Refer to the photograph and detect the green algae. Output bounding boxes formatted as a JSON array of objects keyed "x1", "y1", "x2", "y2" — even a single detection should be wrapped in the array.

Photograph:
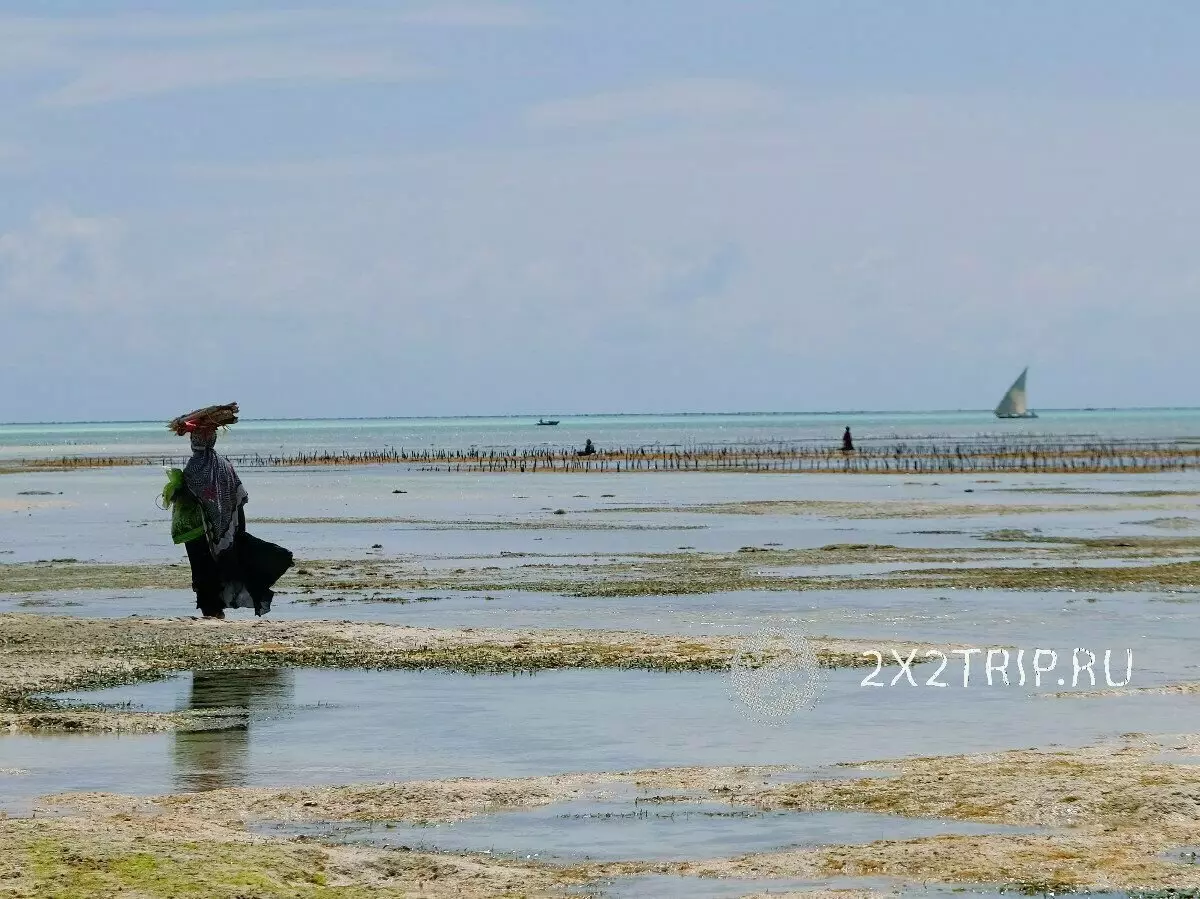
[
  {"x1": 981, "y1": 530, "x2": 1200, "y2": 550},
  {"x1": 999, "y1": 488, "x2": 1200, "y2": 498},
  {"x1": 8, "y1": 829, "x2": 348, "y2": 899},
  {"x1": 15, "y1": 514, "x2": 1200, "y2": 603},
  {"x1": 0, "y1": 561, "x2": 190, "y2": 593},
  {"x1": 1, "y1": 819, "x2": 564, "y2": 898},
  {"x1": 13, "y1": 738, "x2": 1200, "y2": 896},
  {"x1": 1, "y1": 707, "x2": 249, "y2": 734},
  {"x1": 0, "y1": 614, "x2": 706, "y2": 711},
  {"x1": 293, "y1": 544, "x2": 1200, "y2": 598}
]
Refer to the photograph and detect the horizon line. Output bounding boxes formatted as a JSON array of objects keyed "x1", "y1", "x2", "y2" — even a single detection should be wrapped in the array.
[{"x1": 3, "y1": 406, "x2": 1199, "y2": 427}]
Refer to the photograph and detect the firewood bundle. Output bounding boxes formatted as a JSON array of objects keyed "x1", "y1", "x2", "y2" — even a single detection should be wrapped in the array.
[{"x1": 168, "y1": 402, "x2": 240, "y2": 436}]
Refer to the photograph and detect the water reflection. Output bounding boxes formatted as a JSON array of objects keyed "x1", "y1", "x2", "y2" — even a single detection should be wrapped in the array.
[{"x1": 172, "y1": 669, "x2": 293, "y2": 792}]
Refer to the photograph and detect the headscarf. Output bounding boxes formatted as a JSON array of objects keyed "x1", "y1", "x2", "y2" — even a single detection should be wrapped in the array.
[{"x1": 183, "y1": 430, "x2": 248, "y2": 557}]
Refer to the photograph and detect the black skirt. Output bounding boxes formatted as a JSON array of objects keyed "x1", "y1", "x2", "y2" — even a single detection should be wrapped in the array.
[
  {"x1": 235, "y1": 532, "x2": 294, "y2": 615},
  {"x1": 185, "y1": 532, "x2": 293, "y2": 617}
]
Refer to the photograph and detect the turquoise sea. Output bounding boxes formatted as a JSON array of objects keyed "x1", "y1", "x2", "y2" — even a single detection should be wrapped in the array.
[{"x1": 3, "y1": 408, "x2": 1200, "y2": 461}]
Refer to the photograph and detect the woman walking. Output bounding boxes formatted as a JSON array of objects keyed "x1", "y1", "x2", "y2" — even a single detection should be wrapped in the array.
[{"x1": 164, "y1": 403, "x2": 293, "y2": 619}]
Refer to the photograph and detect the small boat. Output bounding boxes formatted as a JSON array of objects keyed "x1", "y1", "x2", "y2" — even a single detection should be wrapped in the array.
[
  {"x1": 995, "y1": 368, "x2": 1038, "y2": 419},
  {"x1": 537, "y1": 419, "x2": 560, "y2": 426}
]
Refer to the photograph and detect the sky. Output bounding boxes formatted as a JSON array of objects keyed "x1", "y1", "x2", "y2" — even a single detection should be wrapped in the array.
[{"x1": 3, "y1": 1, "x2": 1200, "y2": 422}]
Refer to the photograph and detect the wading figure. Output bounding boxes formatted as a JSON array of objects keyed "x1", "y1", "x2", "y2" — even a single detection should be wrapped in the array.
[
  {"x1": 577, "y1": 438, "x2": 597, "y2": 457},
  {"x1": 164, "y1": 404, "x2": 293, "y2": 619},
  {"x1": 842, "y1": 427, "x2": 854, "y2": 452}
]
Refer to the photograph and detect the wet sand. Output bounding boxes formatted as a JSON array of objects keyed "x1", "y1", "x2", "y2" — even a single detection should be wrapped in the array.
[
  {"x1": 18, "y1": 735, "x2": 1200, "y2": 896},
  {"x1": 593, "y1": 499, "x2": 1186, "y2": 518},
  {"x1": 6, "y1": 466, "x2": 1200, "y2": 896},
  {"x1": 0, "y1": 613, "x2": 960, "y2": 727},
  {"x1": 8, "y1": 532, "x2": 1200, "y2": 598}
]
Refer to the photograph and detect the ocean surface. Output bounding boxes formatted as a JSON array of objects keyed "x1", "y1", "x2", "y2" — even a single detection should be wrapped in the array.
[{"x1": 3, "y1": 408, "x2": 1200, "y2": 461}]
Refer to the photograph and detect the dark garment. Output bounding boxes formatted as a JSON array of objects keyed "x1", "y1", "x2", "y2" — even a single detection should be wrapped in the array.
[
  {"x1": 842, "y1": 429, "x2": 854, "y2": 452},
  {"x1": 235, "y1": 533, "x2": 294, "y2": 615},
  {"x1": 183, "y1": 502, "x2": 293, "y2": 617},
  {"x1": 184, "y1": 432, "x2": 248, "y2": 558},
  {"x1": 186, "y1": 534, "x2": 225, "y2": 617}
]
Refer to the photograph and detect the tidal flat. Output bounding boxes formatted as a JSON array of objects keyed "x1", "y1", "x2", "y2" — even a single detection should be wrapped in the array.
[
  {"x1": 5, "y1": 465, "x2": 1200, "y2": 896},
  {"x1": 9, "y1": 736, "x2": 1200, "y2": 897},
  {"x1": 7, "y1": 531, "x2": 1200, "y2": 598},
  {"x1": 0, "y1": 612, "x2": 963, "y2": 727}
]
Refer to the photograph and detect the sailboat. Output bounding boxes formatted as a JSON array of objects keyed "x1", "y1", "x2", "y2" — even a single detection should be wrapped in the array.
[{"x1": 994, "y1": 367, "x2": 1037, "y2": 419}]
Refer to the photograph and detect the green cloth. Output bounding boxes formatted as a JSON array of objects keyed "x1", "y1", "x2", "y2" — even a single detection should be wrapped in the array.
[{"x1": 163, "y1": 468, "x2": 205, "y2": 544}]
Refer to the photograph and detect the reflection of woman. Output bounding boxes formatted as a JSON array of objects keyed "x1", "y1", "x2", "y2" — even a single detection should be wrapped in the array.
[
  {"x1": 173, "y1": 669, "x2": 292, "y2": 792},
  {"x1": 167, "y1": 404, "x2": 293, "y2": 619}
]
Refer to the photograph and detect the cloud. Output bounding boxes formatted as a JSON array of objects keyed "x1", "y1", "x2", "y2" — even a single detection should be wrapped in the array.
[
  {"x1": 8, "y1": 89, "x2": 1200, "y2": 419},
  {"x1": 0, "y1": 5, "x2": 533, "y2": 105},
  {"x1": 0, "y1": 209, "x2": 129, "y2": 312},
  {"x1": 0, "y1": 6, "x2": 538, "y2": 42},
  {"x1": 177, "y1": 154, "x2": 409, "y2": 182},
  {"x1": 391, "y1": 3, "x2": 544, "y2": 28},
  {"x1": 44, "y1": 46, "x2": 432, "y2": 106},
  {"x1": 527, "y1": 78, "x2": 788, "y2": 129},
  {"x1": 163, "y1": 96, "x2": 1200, "y2": 408}
]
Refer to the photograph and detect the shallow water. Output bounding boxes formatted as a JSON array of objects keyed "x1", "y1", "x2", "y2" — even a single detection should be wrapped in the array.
[
  {"x1": 1162, "y1": 847, "x2": 1200, "y2": 866},
  {"x1": 6, "y1": 459, "x2": 1200, "y2": 896},
  {"x1": 572, "y1": 875, "x2": 850, "y2": 899},
  {"x1": 6, "y1": 466, "x2": 1200, "y2": 564},
  {"x1": 256, "y1": 797, "x2": 1038, "y2": 862},
  {"x1": 7, "y1": 409, "x2": 1200, "y2": 461},
  {"x1": 575, "y1": 875, "x2": 928, "y2": 899},
  {"x1": 7, "y1": 581, "x2": 1195, "y2": 689},
  {"x1": 3, "y1": 665, "x2": 1195, "y2": 812}
]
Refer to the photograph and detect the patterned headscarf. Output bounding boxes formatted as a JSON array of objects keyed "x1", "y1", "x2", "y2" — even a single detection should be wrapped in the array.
[{"x1": 183, "y1": 430, "x2": 248, "y2": 557}]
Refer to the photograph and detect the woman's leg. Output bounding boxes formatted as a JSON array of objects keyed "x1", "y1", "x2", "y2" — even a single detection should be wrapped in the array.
[{"x1": 185, "y1": 538, "x2": 224, "y2": 618}]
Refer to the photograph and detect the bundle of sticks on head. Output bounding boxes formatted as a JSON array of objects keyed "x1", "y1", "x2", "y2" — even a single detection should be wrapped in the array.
[{"x1": 168, "y1": 402, "x2": 240, "y2": 436}]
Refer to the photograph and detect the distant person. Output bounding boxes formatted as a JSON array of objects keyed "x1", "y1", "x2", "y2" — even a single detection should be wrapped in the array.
[
  {"x1": 842, "y1": 427, "x2": 854, "y2": 452},
  {"x1": 578, "y1": 438, "x2": 597, "y2": 457}
]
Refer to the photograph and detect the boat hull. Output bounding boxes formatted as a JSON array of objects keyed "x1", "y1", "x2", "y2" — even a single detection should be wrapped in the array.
[{"x1": 995, "y1": 412, "x2": 1038, "y2": 419}]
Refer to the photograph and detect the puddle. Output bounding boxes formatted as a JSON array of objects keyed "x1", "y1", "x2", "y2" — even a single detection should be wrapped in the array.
[
  {"x1": 1150, "y1": 753, "x2": 1200, "y2": 766},
  {"x1": 579, "y1": 877, "x2": 1144, "y2": 899},
  {"x1": 901, "y1": 889, "x2": 1133, "y2": 899},
  {"x1": 1163, "y1": 847, "x2": 1200, "y2": 865},
  {"x1": 571, "y1": 874, "x2": 897, "y2": 898},
  {"x1": 256, "y1": 797, "x2": 1038, "y2": 863},
  {"x1": 762, "y1": 557, "x2": 1200, "y2": 579},
  {"x1": 764, "y1": 766, "x2": 899, "y2": 784},
  {"x1": 168, "y1": 669, "x2": 297, "y2": 792},
  {"x1": 10, "y1": 585, "x2": 1200, "y2": 690},
  {"x1": 5, "y1": 665, "x2": 1198, "y2": 813}
]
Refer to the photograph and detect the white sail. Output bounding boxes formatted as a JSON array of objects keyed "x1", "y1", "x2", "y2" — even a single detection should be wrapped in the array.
[{"x1": 995, "y1": 368, "x2": 1029, "y2": 417}]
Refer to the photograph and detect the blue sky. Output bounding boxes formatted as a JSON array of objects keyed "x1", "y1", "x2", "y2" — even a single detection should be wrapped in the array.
[{"x1": 3, "y1": 2, "x2": 1200, "y2": 421}]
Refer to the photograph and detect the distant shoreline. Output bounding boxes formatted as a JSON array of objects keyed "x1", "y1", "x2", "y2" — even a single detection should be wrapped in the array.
[
  {"x1": 4, "y1": 406, "x2": 1200, "y2": 428},
  {"x1": 7, "y1": 433, "x2": 1200, "y2": 477}
]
